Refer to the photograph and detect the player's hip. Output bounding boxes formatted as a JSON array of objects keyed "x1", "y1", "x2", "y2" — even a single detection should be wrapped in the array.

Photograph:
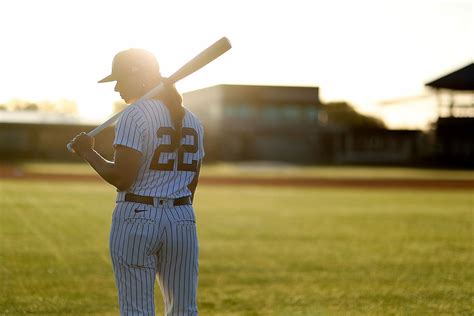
[
  {"x1": 112, "y1": 195, "x2": 195, "y2": 222},
  {"x1": 110, "y1": 202, "x2": 197, "y2": 265}
]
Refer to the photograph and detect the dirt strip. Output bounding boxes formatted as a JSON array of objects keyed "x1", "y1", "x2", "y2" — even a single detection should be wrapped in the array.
[{"x1": 1, "y1": 169, "x2": 473, "y2": 189}]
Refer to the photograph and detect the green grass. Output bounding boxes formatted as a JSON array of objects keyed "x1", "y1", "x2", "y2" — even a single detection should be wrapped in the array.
[
  {"x1": 199, "y1": 162, "x2": 474, "y2": 180},
  {"x1": 9, "y1": 160, "x2": 474, "y2": 180},
  {"x1": 0, "y1": 180, "x2": 472, "y2": 315}
]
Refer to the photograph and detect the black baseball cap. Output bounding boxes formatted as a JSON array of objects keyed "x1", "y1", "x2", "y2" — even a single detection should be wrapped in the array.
[{"x1": 98, "y1": 48, "x2": 160, "y2": 83}]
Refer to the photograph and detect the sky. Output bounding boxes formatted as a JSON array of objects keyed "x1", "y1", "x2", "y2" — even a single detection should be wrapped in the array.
[{"x1": 0, "y1": 0, "x2": 472, "y2": 130}]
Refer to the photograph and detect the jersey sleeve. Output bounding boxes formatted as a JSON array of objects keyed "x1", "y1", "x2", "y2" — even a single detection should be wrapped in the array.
[{"x1": 113, "y1": 106, "x2": 146, "y2": 153}]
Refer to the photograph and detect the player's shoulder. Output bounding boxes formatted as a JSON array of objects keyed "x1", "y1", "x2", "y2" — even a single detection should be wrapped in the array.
[
  {"x1": 131, "y1": 99, "x2": 165, "y2": 111},
  {"x1": 118, "y1": 102, "x2": 153, "y2": 127},
  {"x1": 125, "y1": 99, "x2": 167, "y2": 118},
  {"x1": 184, "y1": 106, "x2": 202, "y2": 124},
  {"x1": 119, "y1": 103, "x2": 141, "y2": 120}
]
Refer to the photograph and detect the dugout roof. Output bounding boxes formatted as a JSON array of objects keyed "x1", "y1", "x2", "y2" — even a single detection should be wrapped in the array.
[{"x1": 425, "y1": 62, "x2": 474, "y2": 91}]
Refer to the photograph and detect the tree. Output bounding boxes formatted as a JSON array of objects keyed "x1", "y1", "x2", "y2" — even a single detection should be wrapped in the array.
[
  {"x1": 2, "y1": 99, "x2": 77, "y2": 114},
  {"x1": 323, "y1": 102, "x2": 386, "y2": 129}
]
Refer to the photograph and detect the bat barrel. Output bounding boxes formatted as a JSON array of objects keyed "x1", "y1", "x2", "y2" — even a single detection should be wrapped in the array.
[{"x1": 168, "y1": 37, "x2": 232, "y2": 84}]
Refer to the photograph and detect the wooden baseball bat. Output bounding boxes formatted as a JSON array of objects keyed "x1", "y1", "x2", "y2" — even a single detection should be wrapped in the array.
[{"x1": 67, "y1": 37, "x2": 232, "y2": 152}]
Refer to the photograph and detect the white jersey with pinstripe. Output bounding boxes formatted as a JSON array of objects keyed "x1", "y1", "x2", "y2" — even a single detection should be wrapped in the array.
[
  {"x1": 109, "y1": 98, "x2": 203, "y2": 316},
  {"x1": 114, "y1": 99, "x2": 205, "y2": 200}
]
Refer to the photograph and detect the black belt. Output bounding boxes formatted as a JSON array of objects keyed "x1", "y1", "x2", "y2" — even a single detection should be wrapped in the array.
[{"x1": 124, "y1": 193, "x2": 192, "y2": 206}]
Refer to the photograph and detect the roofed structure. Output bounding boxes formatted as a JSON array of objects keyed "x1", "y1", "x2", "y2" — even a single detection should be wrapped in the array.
[
  {"x1": 425, "y1": 62, "x2": 474, "y2": 91},
  {"x1": 424, "y1": 62, "x2": 474, "y2": 118}
]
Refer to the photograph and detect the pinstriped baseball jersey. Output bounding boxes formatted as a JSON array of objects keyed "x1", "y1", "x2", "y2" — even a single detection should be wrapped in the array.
[{"x1": 113, "y1": 99, "x2": 205, "y2": 199}]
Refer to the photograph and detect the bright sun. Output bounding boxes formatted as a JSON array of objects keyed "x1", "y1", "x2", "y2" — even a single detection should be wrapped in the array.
[{"x1": 0, "y1": 0, "x2": 471, "y2": 130}]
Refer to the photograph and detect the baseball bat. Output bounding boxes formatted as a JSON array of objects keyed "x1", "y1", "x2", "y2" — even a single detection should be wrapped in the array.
[{"x1": 67, "y1": 37, "x2": 232, "y2": 152}]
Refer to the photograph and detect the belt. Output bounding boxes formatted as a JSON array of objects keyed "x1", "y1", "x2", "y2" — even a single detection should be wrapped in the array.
[{"x1": 124, "y1": 193, "x2": 192, "y2": 207}]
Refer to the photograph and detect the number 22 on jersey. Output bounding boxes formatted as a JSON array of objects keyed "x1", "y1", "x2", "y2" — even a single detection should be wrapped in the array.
[{"x1": 149, "y1": 127, "x2": 199, "y2": 172}]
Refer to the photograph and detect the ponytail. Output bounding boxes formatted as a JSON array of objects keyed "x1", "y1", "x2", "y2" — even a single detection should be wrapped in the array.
[{"x1": 157, "y1": 78, "x2": 185, "y2": 152}]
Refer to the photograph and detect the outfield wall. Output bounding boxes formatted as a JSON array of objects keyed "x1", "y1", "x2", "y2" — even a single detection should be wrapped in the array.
[
  {"x1": 0, "y1": 122, "x2": 115, "y2": 161},
  {"x1": 0, "y1": 120, "x2": 472, "y2": 168}
]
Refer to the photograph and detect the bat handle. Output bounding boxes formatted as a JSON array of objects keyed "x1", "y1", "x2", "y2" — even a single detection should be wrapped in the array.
[{"x1": 66, "y1": 130, "x2": 95, "y2": 153}]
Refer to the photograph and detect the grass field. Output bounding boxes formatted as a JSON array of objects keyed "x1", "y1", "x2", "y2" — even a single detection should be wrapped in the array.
[
  {"x1": 8, "y1": 160, "x2": 474, "y2": 180},
  {"x1": 0, "y1": 175, "x2": 473, "y2": 315}
]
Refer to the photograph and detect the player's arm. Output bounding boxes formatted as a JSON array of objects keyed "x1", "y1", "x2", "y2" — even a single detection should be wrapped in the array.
[
  {"x1": 70, "y1": 132, "x2": 141, "y2": 191},
  {"x1": 187, "y1": 160, "x2": 201, "y2": 203}
]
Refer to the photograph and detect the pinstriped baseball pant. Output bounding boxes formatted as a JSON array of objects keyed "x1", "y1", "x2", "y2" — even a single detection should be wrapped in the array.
[{"x1": 109, "y1": 201, "x2": 199, "y2": 316}]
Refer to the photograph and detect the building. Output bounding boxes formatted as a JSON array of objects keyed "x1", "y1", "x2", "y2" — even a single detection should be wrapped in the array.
[
  {"x1": 184, "y1": 84, "x2": 325, "y2": 163},
  {"x1": 425, "y1": 62, "x2": 474, "y2": 167},
  {"x1": 183, "y1": 84, "x2": 426, "y2": 165},
  {"x1": 0, "y1": 112, "x2": 115, "y2": 161},
  {"x1": 333, "y1": 128, "x2": 426, "y2": 165},
  {"x1": 2, "y1": 81, "x2": 466, "y2": 166}
]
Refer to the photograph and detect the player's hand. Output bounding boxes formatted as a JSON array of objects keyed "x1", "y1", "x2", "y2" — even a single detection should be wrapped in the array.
[{"x1": 70, "y1": 132, "x2": 95, "y2": 157}]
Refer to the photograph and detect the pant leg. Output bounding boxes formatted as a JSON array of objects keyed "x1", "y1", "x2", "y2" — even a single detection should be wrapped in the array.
[
  {"x1": 110, "y1": 256, "x2": 157, "y2": 315},
  {"x1": 109, "y1": 202, "x2": 164, "y2": 316},
  {"x1": 156, "y1": 205, "x2": 199, "y2": 316}
]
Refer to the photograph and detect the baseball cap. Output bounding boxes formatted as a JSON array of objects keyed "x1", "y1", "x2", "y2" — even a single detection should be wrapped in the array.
[{"x1": 98, "y1": 48, "x2": 160, "y2": 83}]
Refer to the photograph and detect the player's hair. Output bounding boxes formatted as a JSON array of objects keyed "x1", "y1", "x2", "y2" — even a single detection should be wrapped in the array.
[{"x1": 157, "y1": 78, "x2": 185, "y2": 152}]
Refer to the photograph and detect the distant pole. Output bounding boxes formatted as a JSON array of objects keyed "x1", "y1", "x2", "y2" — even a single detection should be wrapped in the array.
[
  {"x1": 435, "y1": 89, "x2": 442, "y2": 119},
  {"x1": 449, "y1": 91, "x2": 455, "y2": 117}
]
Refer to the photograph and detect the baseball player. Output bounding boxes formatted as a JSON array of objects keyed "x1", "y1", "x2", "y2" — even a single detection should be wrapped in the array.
[{"x1": 69, "y1": 48, "x2": 204, "y2": 315}]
